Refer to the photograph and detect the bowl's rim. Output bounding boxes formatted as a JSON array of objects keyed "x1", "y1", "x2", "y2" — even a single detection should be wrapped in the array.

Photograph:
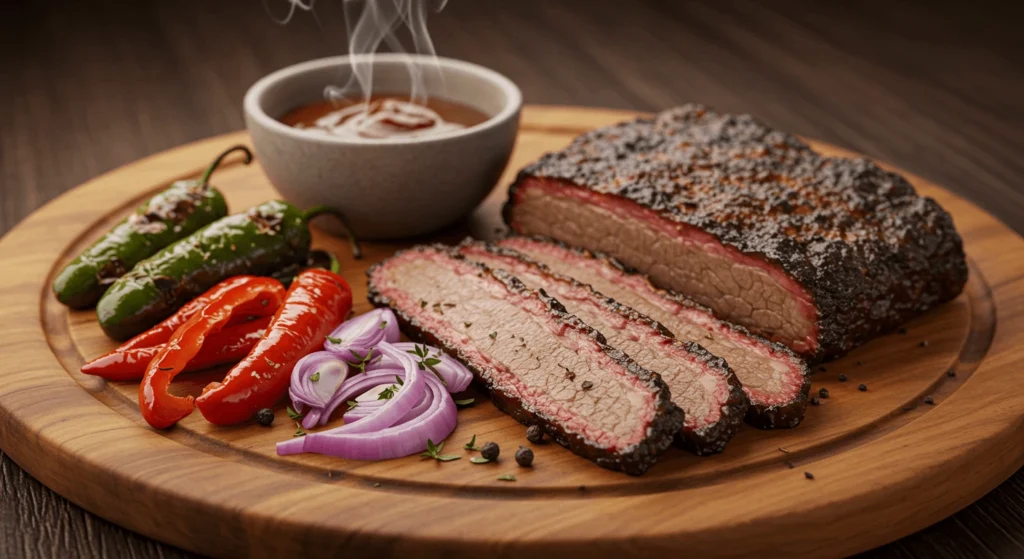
[{"x1": 243, "y1": 54, "x2": 523, "y2": 146}]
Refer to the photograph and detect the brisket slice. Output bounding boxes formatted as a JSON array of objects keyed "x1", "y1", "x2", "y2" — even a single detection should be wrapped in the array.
[
  {"x1": 502, "y1": 104, "x2": 968, "y2": 362},
  {"x1": 499, "y1": 236, "x2": 810, "y2": 429},
  {"x1": 458, "y1": 240, "x2": 747, "y2": 454},
  {"x1": 366, "y1": 245, "x2": 684, "y2": 474}
]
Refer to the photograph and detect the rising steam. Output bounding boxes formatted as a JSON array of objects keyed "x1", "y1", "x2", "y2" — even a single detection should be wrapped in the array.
[{"x1": 267, "y1": 0, "x2": 448, "y2": 105}]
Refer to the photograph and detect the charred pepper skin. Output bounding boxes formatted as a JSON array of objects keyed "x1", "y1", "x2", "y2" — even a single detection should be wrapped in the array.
[
  {"x1": 53, "y1": 182, "x2": 225, "y2": 309},
  {"x1": 51, "y1": 146, "x2": 250, "y2": 309},
  {"x1": 96, "y1": 200, "x2": 314, "y2": 340}
]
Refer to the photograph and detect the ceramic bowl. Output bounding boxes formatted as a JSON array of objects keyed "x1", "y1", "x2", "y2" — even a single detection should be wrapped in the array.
[{"x1": 244, "y1": 54, "x2": 522, "y2": 240}]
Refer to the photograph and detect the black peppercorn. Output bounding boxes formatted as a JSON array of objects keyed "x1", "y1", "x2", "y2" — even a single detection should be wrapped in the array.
[
  {"x1": 515, "y1": 446, "x2": 534, "y2": 467},
  {"x1": 924, "y1": 396, "x2": 935, "y2": 405},
  {"x1": 810, "y1": 396, "x2": 820, "y2": 406},
  {"x1": 481, "y1": 442, "x2": 500, "y2": 461},
  {"x1": 581, "y1": 380, "x2": 594, "y2": 391},
  {"x1": 804, "y1": 471, "x2": 815, "y2": 480},
  {"x1": 526, "y1": 425, "x2": 544, "y2": 444},
  {"x1": 838, "y1": 374, "x2": 848, "y2": 382},
  {"x1": 255, "y1": 408, "x2": 274, "y2": 426},
  {"x1": 818, "y1": 387, "x2": 829, "y2": 399},
  {"x1": 858, "y1": 384, "x2": 868, "y2": 392}
]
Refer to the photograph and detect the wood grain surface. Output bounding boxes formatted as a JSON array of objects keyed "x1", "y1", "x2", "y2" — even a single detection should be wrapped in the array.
[
  {"x1": 0, "y1": 108, "x2": 1022, "y2": 559},
  {"x1": 3, "y1": 1, "x2": 1023, "y2": 558}
]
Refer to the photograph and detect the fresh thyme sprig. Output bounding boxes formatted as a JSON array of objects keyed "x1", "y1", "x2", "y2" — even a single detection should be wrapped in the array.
[
  {"x1": 346, "y1": 348, "x2": 375, "y2": 373},
  {"x1": 406, "y1": 344, "x2": 447, "y2": 386}
]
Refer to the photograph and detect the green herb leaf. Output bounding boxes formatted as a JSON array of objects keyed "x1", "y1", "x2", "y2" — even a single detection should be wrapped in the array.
[
  {"x1": 346, "y1": 400, "x2": 359, "y2": 411},
  {"x1": 405, "y1": 346, "x2": 447, "y2": 385},
  {"x1": 497, "y1": 474, "x2": 517, "y2": 482},
  {"x1": 455, "y1": 398, "x2": 475, "y2": 407},
  {"x1": 395, "y1": 375, "x2": 404, "y2": 386},
  {"x1": 326, "y1": 336, "x2": 342, "y2": 344},
  {"x1": 470, "y1": 457, "x2": 490, "y2": 464},
  {"x1": 378, "y1": 321, "x2": 387, "y2": 330},
  {"x1": 464, "y1": 434, "x2": 480, "y2": 451},
  {"x1": 489, "y1": 331, "x2": 497, "y2": 340},
  {"x1": 293, "y1": 422, "x2": 306, "y2": 437},
  {"x1": 420, "y1": 438, "x2": 460, "y2": 462},
  {"x1": 310, "y1": 372, "x2": 320, "y2": 382},
  {"x1": 377, "y1": 385, "x2": 398, "y2": 400},
  {"x1": 346, "y1": 348, "x2": 375, "y2": 373},
  {"x1": 286, "y1": 406, "x2": 304, "y2": 420}
]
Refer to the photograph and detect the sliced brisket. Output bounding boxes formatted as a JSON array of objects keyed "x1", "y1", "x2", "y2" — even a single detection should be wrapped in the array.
[
  {"x1": 499, "y1": 236, "x2": 810, "y2": 428},
  {"x1": 503, "y1": 105, "x2": 968, "y2": 361},
  {"x1": 458, "y1": 240, "x2": 747, "y2": 454},
  {"x1": 366, "y1": 245, "x2": 684, "y2": 474}
]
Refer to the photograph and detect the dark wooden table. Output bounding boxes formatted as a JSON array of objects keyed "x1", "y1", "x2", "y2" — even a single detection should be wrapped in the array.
[{"x1": 3, "y1": 1, "x2": 1023, "y2": 557}]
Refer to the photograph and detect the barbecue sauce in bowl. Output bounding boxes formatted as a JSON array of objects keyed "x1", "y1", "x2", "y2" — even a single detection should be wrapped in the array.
[{"x1": 279, "y1": 96, "x2": 489, "y2": 140}]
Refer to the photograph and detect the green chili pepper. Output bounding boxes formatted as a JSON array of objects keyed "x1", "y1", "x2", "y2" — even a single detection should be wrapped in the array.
[
  {"x1": 95, "y1": 202, "x2": 360, "y2": 340},
  {"x1": 52, "y1": 146, "x2": 249, "y2": 309}
]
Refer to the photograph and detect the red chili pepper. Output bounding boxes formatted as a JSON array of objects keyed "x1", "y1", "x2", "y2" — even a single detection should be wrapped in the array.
[
  {"x1": 195, "y1": 269, "x2": 352, "y2": 426},
  {"x1": 119, "y1": 276, "x2": 268, "y2": 351},
  {"x1": 81, "y1": 316, "x2": 271, "y2": 381},
  {"x1": 139, "y1": 277, "x2": 285, "y2": 429}
]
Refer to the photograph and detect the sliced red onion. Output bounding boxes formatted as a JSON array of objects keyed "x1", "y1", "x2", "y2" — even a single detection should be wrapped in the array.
[
  {"x1": 290, "y1": 342, "x2": 424, "y2": 433},
  {"x1": 323, "y1": 308, "x2": 399, "y2": 361},
  {"x1": 344, "y1": 383, "x2": 431, "y2": 424},
  {"x1": 287, "y1": 351, "x2": 349, "y2": 429},
  {"x1": 366, "y1": 342, "x2": 473, "y2": 392},
  {"x1": 332, "y1": 342, "x2": 424, "y2": 434},
  {"x1": 301, "y1": 369, "x2": 401, "y2": 428},
  {"x1": 277, "y1": 372, "x2": 457, "y2": 459}
]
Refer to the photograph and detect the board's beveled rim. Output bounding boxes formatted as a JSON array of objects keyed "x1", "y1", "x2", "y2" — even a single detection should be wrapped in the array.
[{"x1": 0, "y1": 106, "x2": 1020, "y2": 559}]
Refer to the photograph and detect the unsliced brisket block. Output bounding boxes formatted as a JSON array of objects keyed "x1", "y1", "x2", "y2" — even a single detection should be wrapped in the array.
[
  {"x1": 499, "y1": 236, "x2": 810, "y2": 429},
  {"x1": 458, "y1": 240, "x2": 747, "y2": 454},
  {"x1": 503, "y1": 104, "x2": 968, "y2": 361},
  {"x1": 366, "y1": 245, "x2": 684, "y2": 474}
]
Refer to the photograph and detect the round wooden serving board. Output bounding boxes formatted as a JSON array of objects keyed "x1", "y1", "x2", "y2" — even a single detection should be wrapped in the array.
[{"x1": 1, "y1": 106, "x2": 1023, "y2": 559}]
